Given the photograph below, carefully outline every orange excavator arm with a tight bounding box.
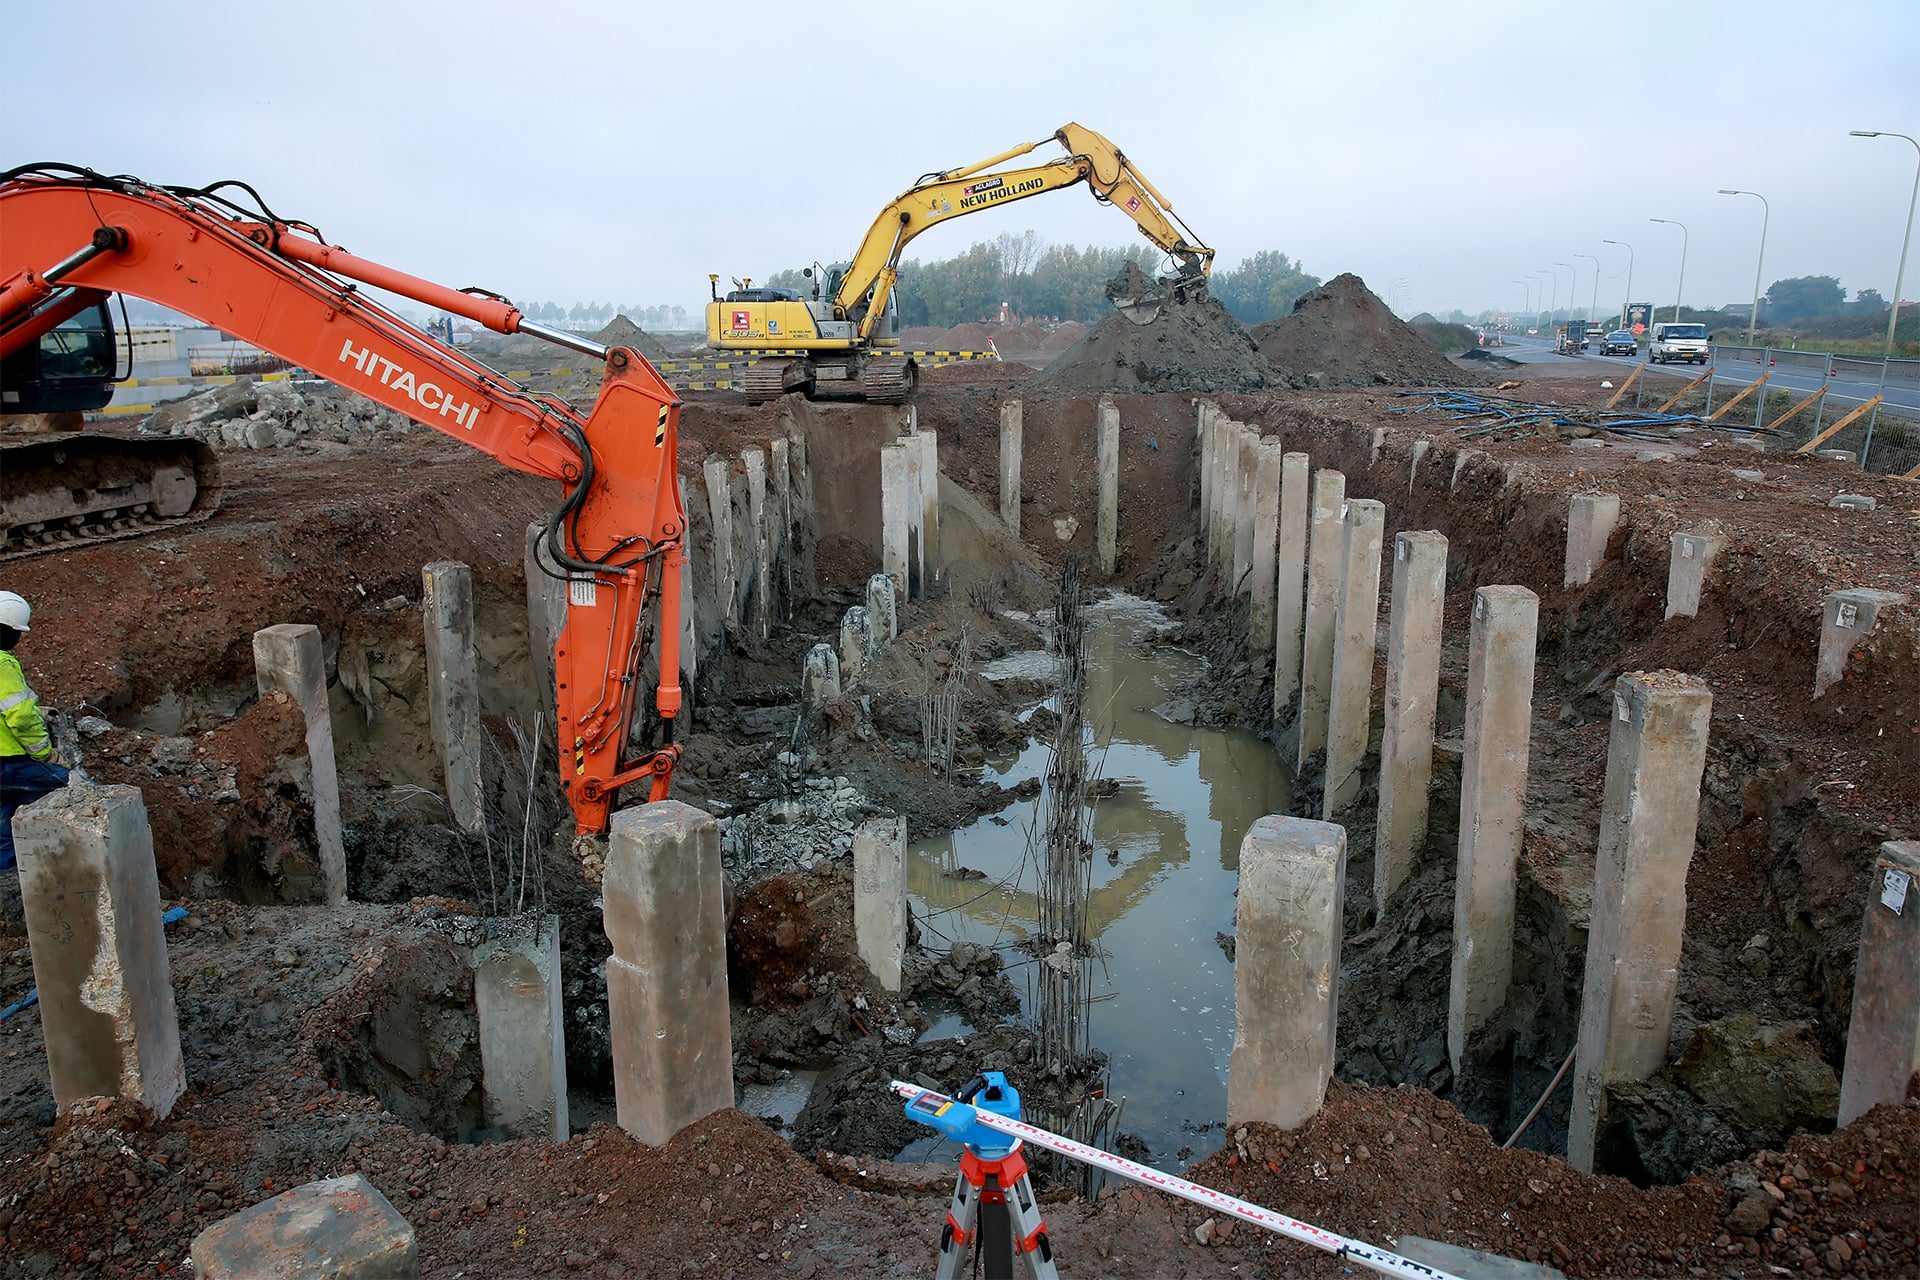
[0,166,684,836]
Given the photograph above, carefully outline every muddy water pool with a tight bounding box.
[907,594,1290,1167]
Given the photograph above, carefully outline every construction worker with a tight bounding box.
[0,591,68,870]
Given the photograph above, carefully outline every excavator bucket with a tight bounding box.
[1106,262,1167,326]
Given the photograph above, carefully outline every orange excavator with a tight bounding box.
[0,165,685,835]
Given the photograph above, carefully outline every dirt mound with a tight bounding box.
[1252,273,1486,387]
[1035,263,1292,394]
[591,314,671,360]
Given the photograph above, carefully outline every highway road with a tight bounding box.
[1492,332,1920,418]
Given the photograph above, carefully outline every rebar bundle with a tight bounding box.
[1034,562,1094,1078]
[1391,389,1787,444]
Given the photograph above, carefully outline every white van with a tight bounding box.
[1651,322,1711,365]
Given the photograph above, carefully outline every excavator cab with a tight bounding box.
[0,299,117,416]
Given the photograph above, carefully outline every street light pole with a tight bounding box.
[1555,263,1576,326]
[1650,218,1689,323]
[1573,253,1600,322]
[1603,239,1634,329]
[1540,270,1557,326]
[1514,279,1532,317]
[1718,189,1771,346]
[1850,131,1920,458]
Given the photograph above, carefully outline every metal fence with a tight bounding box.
[1701,344,1920,474]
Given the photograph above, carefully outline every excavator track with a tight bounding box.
[860,357,918,405]
[1,432,222,562]
[729,355,798,404]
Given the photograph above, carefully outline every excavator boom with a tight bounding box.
[0,167,685,835]
[705,123,1213,401]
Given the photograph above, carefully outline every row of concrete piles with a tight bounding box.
[993,396,1121,573]
[11,426,845,1272]
[1192,401,1918,1171]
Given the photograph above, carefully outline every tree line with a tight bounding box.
[760,234,1321,329]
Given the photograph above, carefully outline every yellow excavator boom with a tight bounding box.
[833,122,1213,339]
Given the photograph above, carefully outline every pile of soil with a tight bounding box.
[589,314,671,360]
[1252,273,1487,387]
[1036,263,1291,394]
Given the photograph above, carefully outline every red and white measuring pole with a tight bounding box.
[888,1079,1464,1280]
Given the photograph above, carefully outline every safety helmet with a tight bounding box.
[0,591,30,632]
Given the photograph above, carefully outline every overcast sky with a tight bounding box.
[6,0,1917,321]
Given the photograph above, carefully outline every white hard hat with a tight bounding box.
[0,591,30,632]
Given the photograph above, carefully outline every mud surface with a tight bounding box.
[1037,263,1293,394]
[1253,273,1489,388]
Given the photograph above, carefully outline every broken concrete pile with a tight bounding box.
[1037,262,1295,394]
[719,771,873,879]
[1253,273,1488,388]
[142,380,413,450]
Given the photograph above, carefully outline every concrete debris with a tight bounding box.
[719,775,872,880]
[145,380,413,449]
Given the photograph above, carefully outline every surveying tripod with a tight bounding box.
[903,1072,1061,1280]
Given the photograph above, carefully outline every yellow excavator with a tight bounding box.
[706,122,1215,404]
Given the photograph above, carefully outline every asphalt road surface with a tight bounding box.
[1493,333,1920,418]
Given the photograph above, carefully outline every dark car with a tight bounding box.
[1599,330,1638,356]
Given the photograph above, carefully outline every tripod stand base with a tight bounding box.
[936,1146,1059,1280]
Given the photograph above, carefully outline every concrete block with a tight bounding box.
[1296,470,1347,769]
[601,801,733,1145]
[839,606,874,686]
[701,455,736,629]
[768,435,793,617]
[191,1174,417,1280]
[999,400,1022,536]
[1567,671,1712,1171]
[914,430,942,591]
[14,783,185,1117]
[1563,494,1621,588]
[1375,531,1448,907]
[880,444,913,602]
[1830,493,1877,511]
[1838,842,1920,1126]
[1323,499,1386,818]
[1195,401,1216,537]
[853,816,907,991]
[523,522,567,724]
[743,446,770,638]
[676,479,699,697]
[802,643,841,707]
[866,573,898,646]
[252,622,346,904]
[1446,585,1539,1074]
[1248,442,1284,652]
[1096,398,1120,575]
[1664,528,1725,620]
[422,561,485,834]
[900,435,926,600]
[1271,452,1311,725]
[1815,588,1906,698]
[470,916,568,1143]
[1205,415,1229,567]
[1227,815,1345,1131]
[1732,468,1765,482]
[1815,448,1857,463]
[1233,429,1259,595]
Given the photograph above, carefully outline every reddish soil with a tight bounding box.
[1,362,1916,1277]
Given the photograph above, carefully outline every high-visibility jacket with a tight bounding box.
[0,651,53,761]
